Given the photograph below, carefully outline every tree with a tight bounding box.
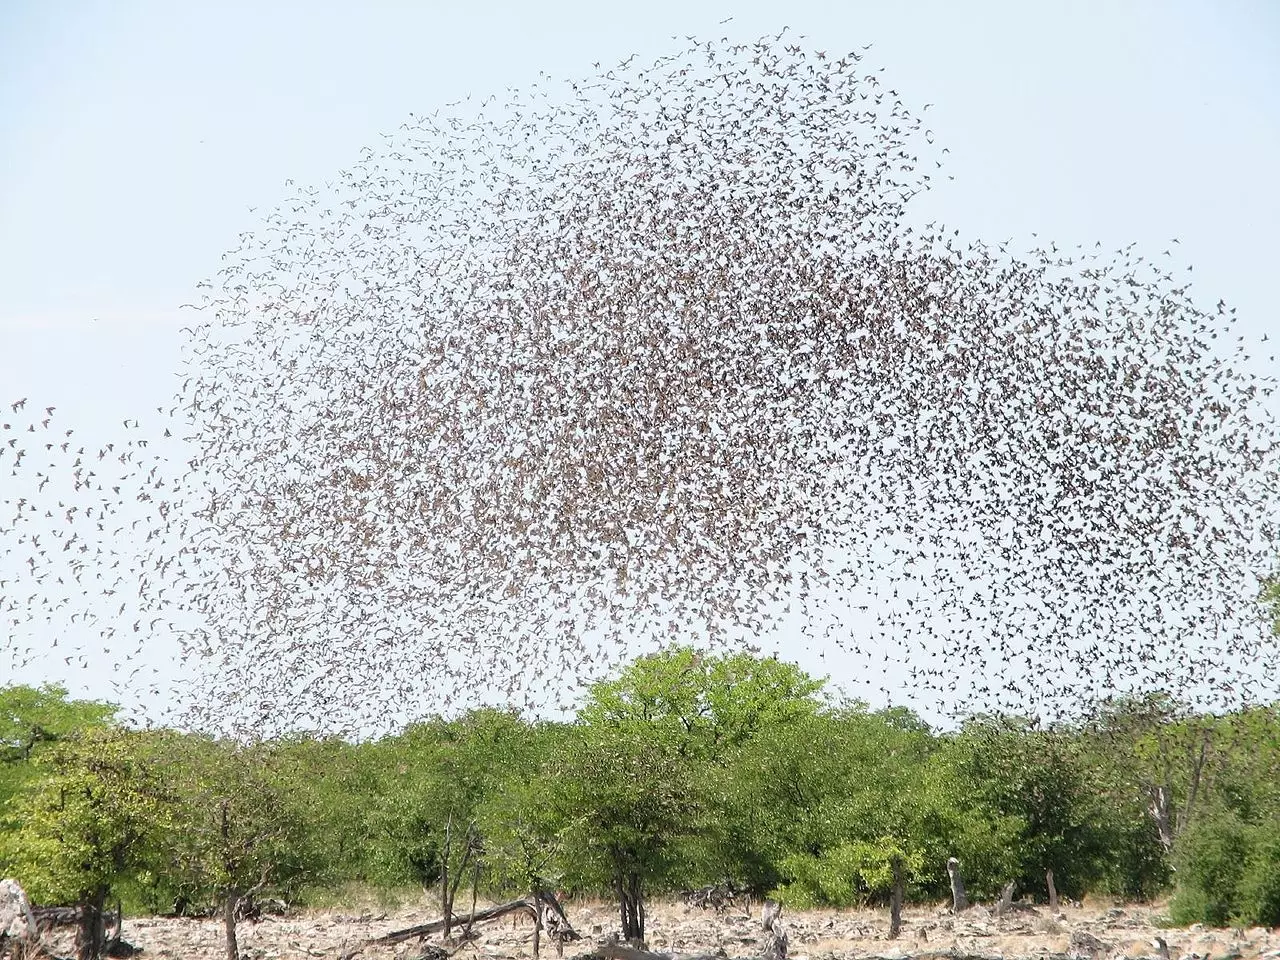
[549,720,702,942]
[579,646,824,760]
[0,684,117,763]
[475,769,564,898]
[362,708,545,893]
[938,718,1159,901]
[0,684,118,828]
[574,647,826,902]
[159,735,314,960]
[730,704,986,908]
[0,726,169,960]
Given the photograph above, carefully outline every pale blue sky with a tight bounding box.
[1,1,1278,721]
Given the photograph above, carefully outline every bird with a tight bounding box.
[0,30,1274,740]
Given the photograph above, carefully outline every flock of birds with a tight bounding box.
[2,33,1278,736]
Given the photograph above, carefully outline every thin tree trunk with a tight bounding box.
[530,881,543,960]
[618,872,644,944]
[1179,737,1209,835]
[442,815,453,940]
[224,887,241,960]
[996,881,1015,918]
[463,860,480,939]
[75,886,108,960]
[448,829,473,923]
[1149,784,1175,851]
[614,870,645,943]
[614,873,627,941]
[889,856,904,939]
[1046,869,1059,911]
[947,857,968,912]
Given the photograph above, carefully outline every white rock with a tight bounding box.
[0,878,37,941]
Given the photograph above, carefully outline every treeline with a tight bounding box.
[3,648,1280,957]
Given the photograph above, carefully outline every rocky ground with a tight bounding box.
[30,897,1280,960]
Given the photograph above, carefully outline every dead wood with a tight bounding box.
[337,892,577,960]
[30,906,120,932]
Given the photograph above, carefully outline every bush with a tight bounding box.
[1169,812,1280,927]
[1236,827,1280,927]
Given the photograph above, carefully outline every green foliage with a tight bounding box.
[940,719,1162,899]
[778,840,924,909]
[0,683,118,826]
[1171,804,1280,927]
[267,733,385,898]
[1,656,1278,930]
[548,720,704,896]
[156,735,316,911]
[1170,812,1253,926]
[578,646,824,760]
[1237,827,1280,928]
[0,726,169,906]
[360,708,547,891]
[474,767,563,894]
[0,683,117,762]
[568,645,826,904]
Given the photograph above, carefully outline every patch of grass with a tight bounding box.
[296,882,429,913]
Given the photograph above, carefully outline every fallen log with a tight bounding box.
[338,892,578,960]
[32,905,121,931]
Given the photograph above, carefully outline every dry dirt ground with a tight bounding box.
[33,898,1280,960]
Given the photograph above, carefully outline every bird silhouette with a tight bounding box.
[1,31,1276,739]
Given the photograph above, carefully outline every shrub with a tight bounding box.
[1169,812,1253,926]
[1236,826,1280,927]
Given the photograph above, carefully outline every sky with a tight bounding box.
[1,1,1279,726]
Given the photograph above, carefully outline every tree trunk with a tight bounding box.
[442,815,453,940]
[889,856,904,939]
[1046,869,1059,911]
[224,887,241,960]
[947,857,968,912]
[75,887,108,960]
[996,881,1015,918]
[463,860,480,939]
[616,871,645,944]
[1179,737,1209,836]
[1148,784,1175,851]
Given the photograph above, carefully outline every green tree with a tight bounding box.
[159,735,315,960]
[579,646,824,760]
[548,719,701,942]
[570,646,826,917]
[1167,707,1280,926]
[0,683,117,762]
[940,718,1158,901]
[363,708,545,893]
[0,684,118,828]
[266,732,385,898]
[730,704,985,908]
[475,770,564,897]
[0,726,170,960]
